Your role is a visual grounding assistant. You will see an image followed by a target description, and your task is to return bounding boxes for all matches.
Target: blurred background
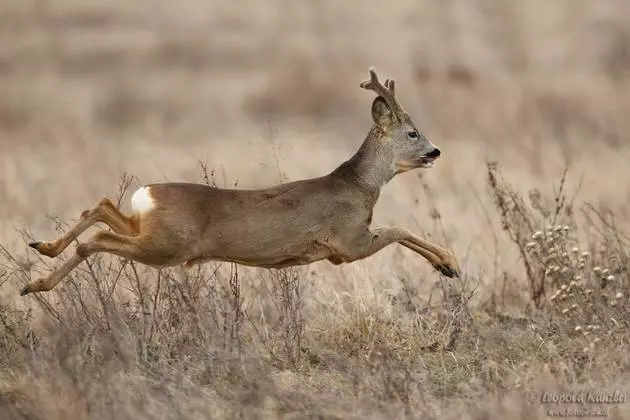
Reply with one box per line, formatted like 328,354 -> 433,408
2,0 -> 630,297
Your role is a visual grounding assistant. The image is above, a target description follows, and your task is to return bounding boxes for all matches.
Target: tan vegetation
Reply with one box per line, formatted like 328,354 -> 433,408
1,0 -> 630,418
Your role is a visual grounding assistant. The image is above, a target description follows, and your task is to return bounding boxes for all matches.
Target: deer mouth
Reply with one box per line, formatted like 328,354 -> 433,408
419,156 -> 437,168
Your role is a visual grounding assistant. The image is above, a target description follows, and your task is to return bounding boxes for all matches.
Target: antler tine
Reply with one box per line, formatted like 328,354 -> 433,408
360,67 -> 403,115
360,67 -> 391,98
384,78 -> 395,94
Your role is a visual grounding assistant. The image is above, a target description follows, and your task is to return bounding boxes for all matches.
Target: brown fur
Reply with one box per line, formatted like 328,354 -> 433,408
21,67 -> 459,296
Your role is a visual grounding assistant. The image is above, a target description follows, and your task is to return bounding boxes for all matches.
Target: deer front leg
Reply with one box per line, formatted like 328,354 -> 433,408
29,198 -> 137,258
399,237 -> 459,278
340,226 -> 459,278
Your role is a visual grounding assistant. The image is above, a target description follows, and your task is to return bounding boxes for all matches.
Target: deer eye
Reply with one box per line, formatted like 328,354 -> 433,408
407,131 -> 419,140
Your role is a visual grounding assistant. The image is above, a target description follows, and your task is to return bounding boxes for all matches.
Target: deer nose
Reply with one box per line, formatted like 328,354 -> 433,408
425,148 -> 441,158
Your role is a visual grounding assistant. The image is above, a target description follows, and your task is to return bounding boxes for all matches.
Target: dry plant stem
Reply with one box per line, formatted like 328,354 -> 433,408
227,262 -> 243,353
467,180 -> 499,289
147,270 -> 161,344
84,251 -> 113,331
487,163 -> 542,306
552,168 -> 568,225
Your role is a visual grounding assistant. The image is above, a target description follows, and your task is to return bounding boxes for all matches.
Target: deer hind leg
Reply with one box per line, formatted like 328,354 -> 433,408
21,230 -> 158,296
29,198 -> 138,258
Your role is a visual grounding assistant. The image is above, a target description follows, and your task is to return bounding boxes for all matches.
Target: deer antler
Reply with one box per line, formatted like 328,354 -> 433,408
360,67 -> 405,117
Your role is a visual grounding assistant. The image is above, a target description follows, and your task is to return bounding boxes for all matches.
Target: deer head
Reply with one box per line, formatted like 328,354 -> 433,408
360,67 -> 440,174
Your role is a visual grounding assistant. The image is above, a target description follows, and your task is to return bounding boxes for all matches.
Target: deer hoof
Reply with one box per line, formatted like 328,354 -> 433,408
29,241 -> 59,258
435,262 -> 460,278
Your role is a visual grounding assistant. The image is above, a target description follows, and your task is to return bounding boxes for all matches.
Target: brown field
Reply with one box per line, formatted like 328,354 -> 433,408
2,0 -> 630,418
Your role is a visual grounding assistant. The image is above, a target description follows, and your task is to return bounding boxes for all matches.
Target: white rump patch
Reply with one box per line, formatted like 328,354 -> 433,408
131,186 -> 155,213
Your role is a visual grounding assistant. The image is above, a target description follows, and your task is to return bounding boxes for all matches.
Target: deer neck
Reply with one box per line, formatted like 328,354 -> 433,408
333,125 -> 396,195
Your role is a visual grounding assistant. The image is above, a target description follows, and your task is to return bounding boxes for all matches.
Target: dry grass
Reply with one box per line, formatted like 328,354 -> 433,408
2,0 -> 630,418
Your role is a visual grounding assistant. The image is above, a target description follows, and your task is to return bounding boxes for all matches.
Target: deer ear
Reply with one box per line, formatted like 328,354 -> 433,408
371,96 -> 394,126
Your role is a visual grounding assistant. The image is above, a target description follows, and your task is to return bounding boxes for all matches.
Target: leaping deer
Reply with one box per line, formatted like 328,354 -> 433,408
21,67 -> 459,296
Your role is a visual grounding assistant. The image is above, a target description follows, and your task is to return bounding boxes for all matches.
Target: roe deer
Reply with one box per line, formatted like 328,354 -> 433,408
21,66 -> 459,296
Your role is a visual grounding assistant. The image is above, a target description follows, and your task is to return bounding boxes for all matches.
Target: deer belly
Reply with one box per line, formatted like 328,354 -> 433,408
215,241 -> 332,268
